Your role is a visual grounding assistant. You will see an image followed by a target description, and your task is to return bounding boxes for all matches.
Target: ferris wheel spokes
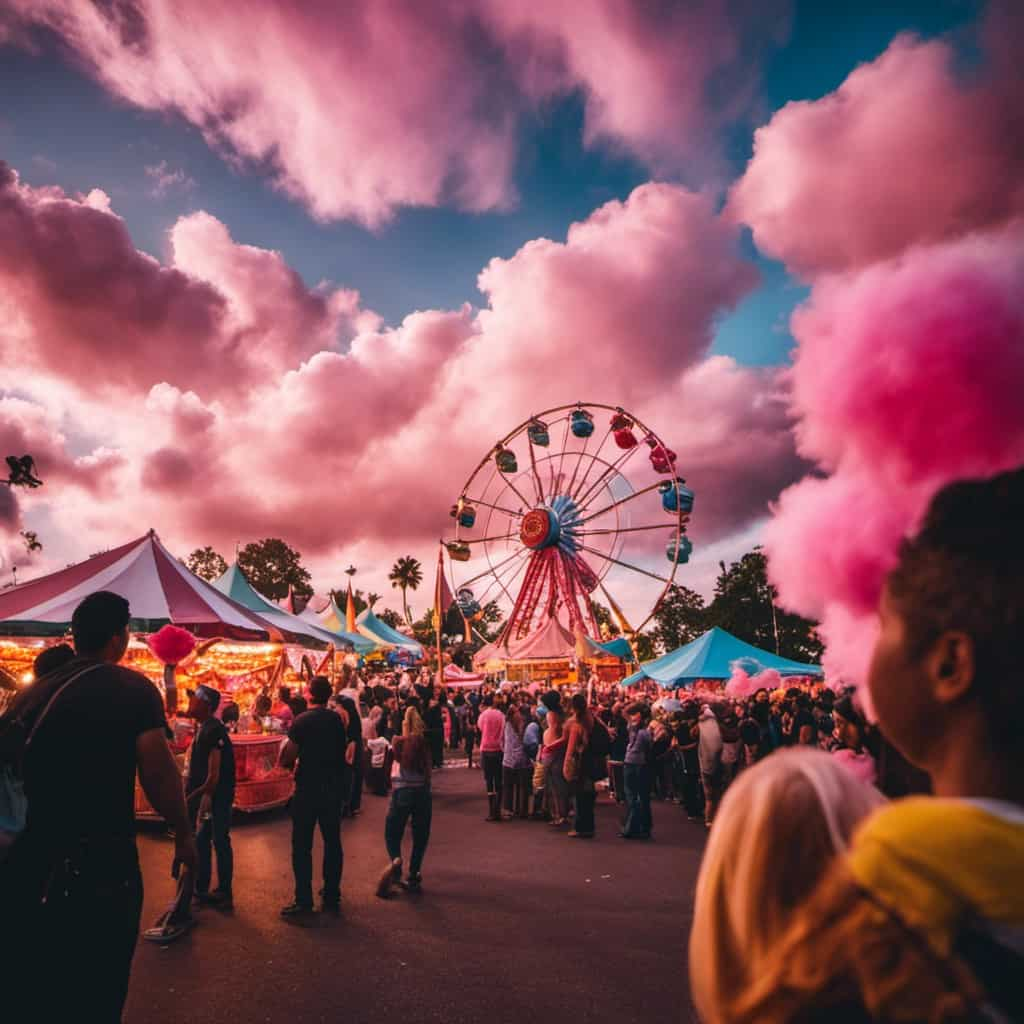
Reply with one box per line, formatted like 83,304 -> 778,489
577,543 -> 674,585
578,521 -> 683,537
457,547 -> 527,589
577,479 -> 665,525
462,494 -> 526,519
572,438 -> 642,509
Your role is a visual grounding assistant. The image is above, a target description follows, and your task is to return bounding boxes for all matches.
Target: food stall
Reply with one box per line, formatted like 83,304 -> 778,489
0,532 -> 363,817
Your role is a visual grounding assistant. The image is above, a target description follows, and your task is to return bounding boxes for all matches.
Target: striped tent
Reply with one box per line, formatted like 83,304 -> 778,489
212,563 -> 354,650
0,531 -> 274,640
355,608 -> 424,656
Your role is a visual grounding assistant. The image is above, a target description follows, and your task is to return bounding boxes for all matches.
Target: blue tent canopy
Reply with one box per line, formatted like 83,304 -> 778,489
595,636 -> 636,662
622,627 -> 822,689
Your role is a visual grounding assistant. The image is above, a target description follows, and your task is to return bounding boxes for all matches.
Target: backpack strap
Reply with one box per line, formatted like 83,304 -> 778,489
25,663 -> 105,749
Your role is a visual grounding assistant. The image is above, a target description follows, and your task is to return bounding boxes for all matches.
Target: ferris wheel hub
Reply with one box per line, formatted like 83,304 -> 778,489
520,495 -> 581,551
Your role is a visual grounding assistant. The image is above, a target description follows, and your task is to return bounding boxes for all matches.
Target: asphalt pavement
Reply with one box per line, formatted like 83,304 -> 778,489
127,759 -> 707,1024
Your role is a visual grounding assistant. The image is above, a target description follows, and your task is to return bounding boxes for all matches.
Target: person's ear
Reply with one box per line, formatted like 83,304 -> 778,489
926,631 -> 975,704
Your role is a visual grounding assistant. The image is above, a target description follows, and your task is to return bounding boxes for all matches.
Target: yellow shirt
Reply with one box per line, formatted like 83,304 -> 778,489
848,797 -> 1024,957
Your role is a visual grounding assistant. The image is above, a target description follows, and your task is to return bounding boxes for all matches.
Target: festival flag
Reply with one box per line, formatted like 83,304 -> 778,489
345,580 -> 357,634
432,545 -> 455,632
600,583 -> 635,638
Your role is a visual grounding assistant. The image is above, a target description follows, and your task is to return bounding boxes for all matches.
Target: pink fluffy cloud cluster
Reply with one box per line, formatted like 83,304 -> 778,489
734,6 -> 1024,693
0,162 -> 801,593
2,0 -> 786,225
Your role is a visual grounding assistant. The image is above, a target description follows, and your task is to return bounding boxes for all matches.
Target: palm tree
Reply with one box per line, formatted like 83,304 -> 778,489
388,556 -> 423,627
367,592 -> 381,609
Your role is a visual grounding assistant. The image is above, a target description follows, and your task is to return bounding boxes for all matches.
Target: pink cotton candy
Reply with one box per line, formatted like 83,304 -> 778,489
725,665 -> 782,699
147,624 -> 197,665
765,226 -> 1024,694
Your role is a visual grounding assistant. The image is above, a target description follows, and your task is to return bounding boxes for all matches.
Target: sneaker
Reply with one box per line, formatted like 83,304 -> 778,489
376,857 -> 402,899
401,872 -> 422,892
280,901 -> 314,918
321,900 -> 341,915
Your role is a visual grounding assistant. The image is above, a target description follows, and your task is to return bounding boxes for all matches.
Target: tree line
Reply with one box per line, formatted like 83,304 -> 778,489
186,541 -> 821,663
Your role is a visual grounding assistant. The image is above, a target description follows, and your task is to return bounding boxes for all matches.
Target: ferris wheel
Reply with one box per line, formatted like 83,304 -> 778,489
445,402 -> 694,643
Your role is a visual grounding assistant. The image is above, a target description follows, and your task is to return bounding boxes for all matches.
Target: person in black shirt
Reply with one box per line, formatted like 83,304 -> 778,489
278,676 -> 347,915
0,591 -> 194,1024
186,685 -> 235,908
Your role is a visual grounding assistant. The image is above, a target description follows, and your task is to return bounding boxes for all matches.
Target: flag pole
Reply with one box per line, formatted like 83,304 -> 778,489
435,541 -> 445,691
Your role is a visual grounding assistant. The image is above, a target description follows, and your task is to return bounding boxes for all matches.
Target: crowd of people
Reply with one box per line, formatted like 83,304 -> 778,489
0,466 -> 1021,1022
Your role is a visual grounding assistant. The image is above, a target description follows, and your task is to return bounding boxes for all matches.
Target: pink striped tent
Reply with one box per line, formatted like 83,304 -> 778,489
0,530 -> 276,641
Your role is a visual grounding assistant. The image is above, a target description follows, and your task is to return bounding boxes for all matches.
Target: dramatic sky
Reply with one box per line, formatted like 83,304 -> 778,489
1,0 -> 1021,641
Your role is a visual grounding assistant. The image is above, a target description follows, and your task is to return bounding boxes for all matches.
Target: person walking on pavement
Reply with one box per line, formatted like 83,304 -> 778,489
620,702 -> 654,839
0,591 -> 195,1024
376,707 -> 432,898
278,676 -> 347,917
477,695 -> 506,821
186,685 -> 235,908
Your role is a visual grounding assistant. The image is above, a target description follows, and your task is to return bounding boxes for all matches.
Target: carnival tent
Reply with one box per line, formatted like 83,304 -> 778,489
506,616 -> 576,660
443,663 -> 485,687
622,627 -> 823,688
356,608 -> 424,656
0,531 -> 275,640
595,636 -> 636,662
308,597 -> 377,654
212,564 -> 353,650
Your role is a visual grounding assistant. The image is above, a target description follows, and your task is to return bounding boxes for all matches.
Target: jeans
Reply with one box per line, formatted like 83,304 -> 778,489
291,781 -> 344,906
481,750 -> 503,797
428,729 -> 444,768
2,833 -> 143,1023
502,764 -> 532,816
349,754 -> 364,814
195,787 -> 234,895
573,777 -> 596,834
384,785 -> 433,874
544,756 -> 569,820
622,763 -> 652,836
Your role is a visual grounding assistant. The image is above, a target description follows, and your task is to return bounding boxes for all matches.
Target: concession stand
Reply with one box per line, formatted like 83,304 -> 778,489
0,531 -> 360,817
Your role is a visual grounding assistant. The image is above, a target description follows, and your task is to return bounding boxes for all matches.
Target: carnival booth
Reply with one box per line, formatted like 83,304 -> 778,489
474,615 -> 629,686
0,532 -> 350,816
621,626 -> 823,689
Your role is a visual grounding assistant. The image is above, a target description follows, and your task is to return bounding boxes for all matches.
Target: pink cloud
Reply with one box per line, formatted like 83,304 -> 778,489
730,16 -> 1024,276
3,166 -> 803,622
5,0 -> 786,225
0,165 -> 364,401
764,226 -> 1024,690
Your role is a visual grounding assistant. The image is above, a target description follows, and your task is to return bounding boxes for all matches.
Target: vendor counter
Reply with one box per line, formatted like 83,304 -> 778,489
135,732 -> 294,819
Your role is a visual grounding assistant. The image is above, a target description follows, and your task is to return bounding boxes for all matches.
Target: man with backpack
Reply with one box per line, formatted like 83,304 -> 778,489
0,590 -> 194,1023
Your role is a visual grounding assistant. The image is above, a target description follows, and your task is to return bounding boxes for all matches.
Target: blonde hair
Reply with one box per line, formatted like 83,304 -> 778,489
403,707 -> 425,737
689,748 -> 885,1024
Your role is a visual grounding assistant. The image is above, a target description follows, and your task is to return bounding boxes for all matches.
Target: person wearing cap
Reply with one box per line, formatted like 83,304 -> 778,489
186,684 -> 235,908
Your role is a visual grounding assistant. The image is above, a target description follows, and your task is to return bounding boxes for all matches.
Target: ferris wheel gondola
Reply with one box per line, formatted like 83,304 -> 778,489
445,403 -> 694,644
